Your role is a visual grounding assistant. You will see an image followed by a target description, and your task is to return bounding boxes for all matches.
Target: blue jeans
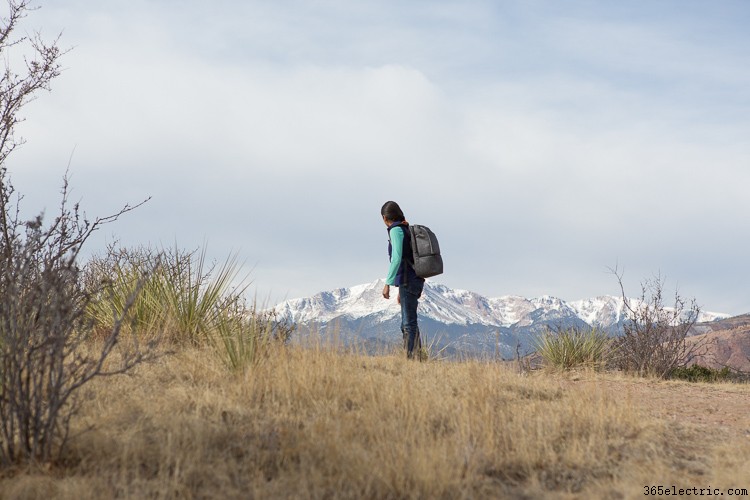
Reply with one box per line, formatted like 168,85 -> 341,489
399,278 -> 425,359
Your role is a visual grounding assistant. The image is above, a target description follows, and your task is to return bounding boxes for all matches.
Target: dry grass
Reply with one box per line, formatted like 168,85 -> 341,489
1,341 -> 749,499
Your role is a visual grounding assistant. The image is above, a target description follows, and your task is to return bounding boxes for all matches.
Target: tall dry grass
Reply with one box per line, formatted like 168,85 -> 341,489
1,341 -> 748,499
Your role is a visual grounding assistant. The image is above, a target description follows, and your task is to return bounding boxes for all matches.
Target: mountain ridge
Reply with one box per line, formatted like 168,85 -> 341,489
275,279 -> 729,331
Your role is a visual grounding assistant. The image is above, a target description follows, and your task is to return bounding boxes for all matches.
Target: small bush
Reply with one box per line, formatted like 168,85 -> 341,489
669,365 -> 732,383
533,327 -> 612,371
612,270 -> 705,378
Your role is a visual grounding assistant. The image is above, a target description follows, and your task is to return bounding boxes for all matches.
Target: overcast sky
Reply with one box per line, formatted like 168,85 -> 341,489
9,0 -> 750,314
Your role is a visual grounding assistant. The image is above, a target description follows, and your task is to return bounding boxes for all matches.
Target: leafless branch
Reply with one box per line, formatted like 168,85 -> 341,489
609,266 -> 704,378
0,1 -> 154,466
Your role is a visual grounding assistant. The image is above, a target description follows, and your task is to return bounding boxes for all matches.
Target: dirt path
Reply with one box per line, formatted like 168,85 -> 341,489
567,377 -> 750,440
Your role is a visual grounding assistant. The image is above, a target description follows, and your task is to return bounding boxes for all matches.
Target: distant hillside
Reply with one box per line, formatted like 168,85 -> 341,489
687,314 -> 750,372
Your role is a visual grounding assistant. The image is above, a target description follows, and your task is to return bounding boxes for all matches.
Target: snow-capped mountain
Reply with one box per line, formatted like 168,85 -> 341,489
274,280 -> 730,358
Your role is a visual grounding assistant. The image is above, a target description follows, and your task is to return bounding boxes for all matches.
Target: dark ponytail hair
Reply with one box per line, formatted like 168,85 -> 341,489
381,201 -> 405,222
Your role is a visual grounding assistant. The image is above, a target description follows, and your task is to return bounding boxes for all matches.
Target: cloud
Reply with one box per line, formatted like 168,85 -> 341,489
7,0 -> 750,312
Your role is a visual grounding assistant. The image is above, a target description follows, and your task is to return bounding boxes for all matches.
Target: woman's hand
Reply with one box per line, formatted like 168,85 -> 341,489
382,284 -> 390,299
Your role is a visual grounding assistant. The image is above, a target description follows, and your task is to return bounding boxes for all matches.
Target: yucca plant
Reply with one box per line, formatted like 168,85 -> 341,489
84,244 -> 298,371
152,245 -> 249,344
533,327 -> 612,371
85,244 -> 251,344
209,302 -> 276,372
418,331 -> 450,362
85,247 -> 165,336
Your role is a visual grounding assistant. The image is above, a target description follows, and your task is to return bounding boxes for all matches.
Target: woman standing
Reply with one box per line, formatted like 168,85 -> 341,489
381,201 -> 425,359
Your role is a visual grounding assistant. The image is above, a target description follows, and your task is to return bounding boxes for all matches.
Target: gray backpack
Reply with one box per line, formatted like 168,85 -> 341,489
409,225 -> 443,278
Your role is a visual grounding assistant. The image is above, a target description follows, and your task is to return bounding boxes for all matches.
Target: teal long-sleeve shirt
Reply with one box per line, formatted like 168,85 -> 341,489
386,226 -> 404,286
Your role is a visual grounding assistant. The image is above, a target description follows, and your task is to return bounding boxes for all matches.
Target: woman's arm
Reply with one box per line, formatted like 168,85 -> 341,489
383,226 -> 405,299
385,226 -> 404,286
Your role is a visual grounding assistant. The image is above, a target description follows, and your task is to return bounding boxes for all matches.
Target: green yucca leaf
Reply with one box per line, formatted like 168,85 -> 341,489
532,328 -> 612,371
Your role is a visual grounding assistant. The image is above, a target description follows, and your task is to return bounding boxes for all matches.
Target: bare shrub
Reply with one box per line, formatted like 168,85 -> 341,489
0,1 -> 153,465
612,269 -> 705,378
0,1 -> 62,166
0,175 -> 154,465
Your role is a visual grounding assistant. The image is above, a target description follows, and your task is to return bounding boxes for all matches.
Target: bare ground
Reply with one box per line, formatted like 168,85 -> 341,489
557,372 -> 750,495
564,376 -> 750,440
